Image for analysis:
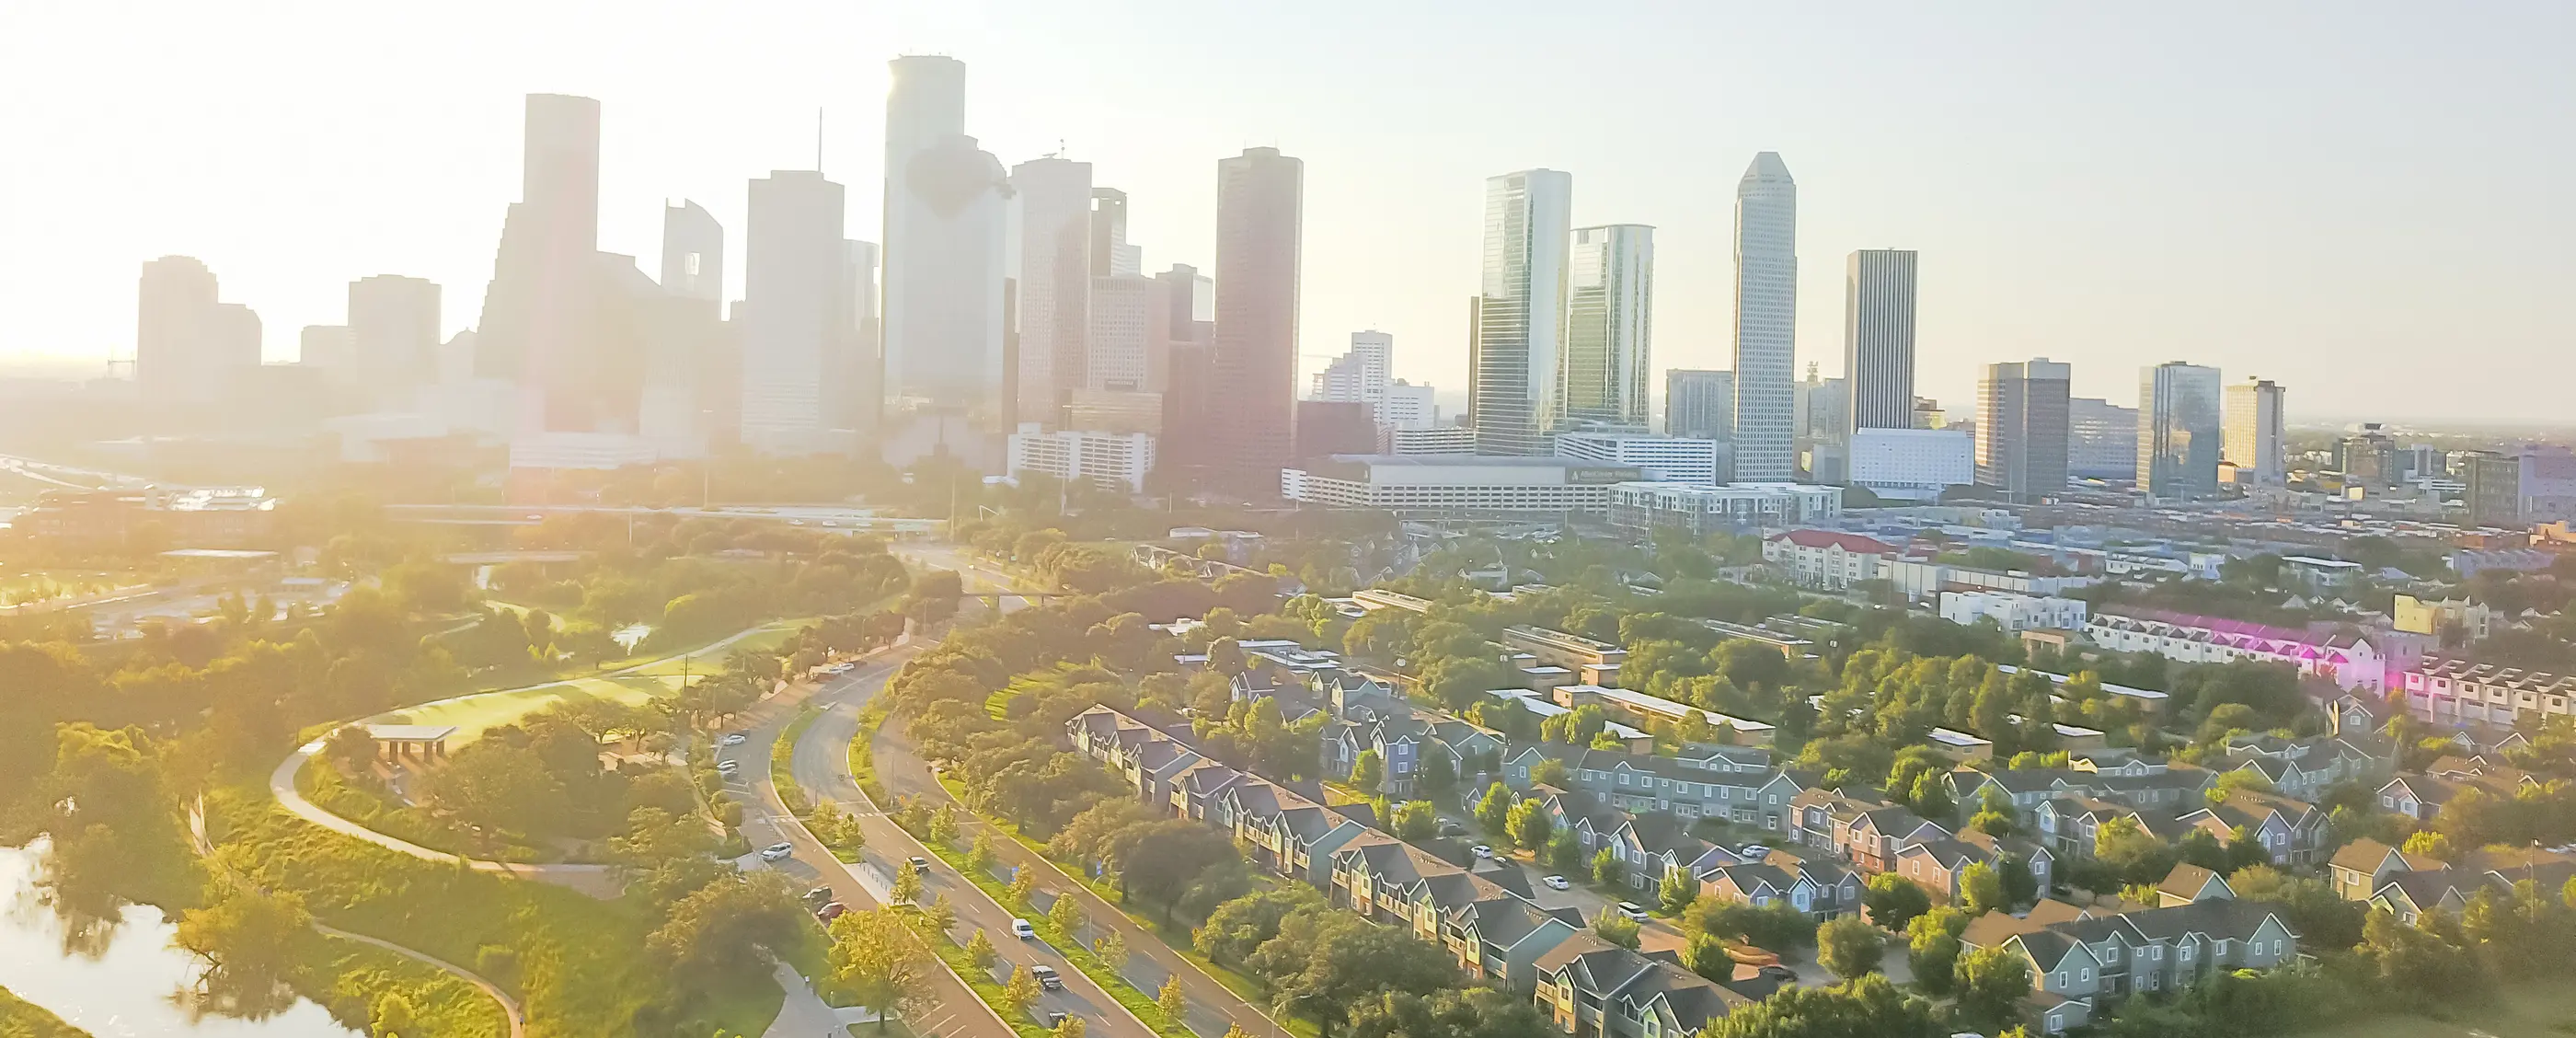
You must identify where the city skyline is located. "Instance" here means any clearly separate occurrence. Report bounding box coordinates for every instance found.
[6,5,2570,421]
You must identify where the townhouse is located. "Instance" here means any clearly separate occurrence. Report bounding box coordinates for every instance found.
[1788,788,1950,874]
[1443,895,1588,992]
[2398,655,2576,728]
[2177,790,2329,867]
[2081,608,2388,692]
[2217,731,2397,802]
[2031,796,2191,860]
[2327,837,2442,902]
[1600,812,1737,894]
[1502,744,1805,833]
[1533,932,1752,1038]
[1892,828,2057,902]
[1223,780,1375,888]
[1761,529,1903,591]
[1950,763,2215,831]
[1696,847,1860,919]
[2377,753,2545,822]
[1961,898,2302,1033]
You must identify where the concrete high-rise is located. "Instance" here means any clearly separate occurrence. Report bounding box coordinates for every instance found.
[661,200,724,306]
[740,170,852,452]
[2139,362,2225,497]
[1156,263,1217,468]
[880,56,1009,431]
[1844,249,1917,435]
[1664,369,1732,440]
[2069,397,2139,479]
[1560,225,1653,429]
[1466,168,1573,456]
[649,201,727,452]
[1012,156,1094,424]
[1209,146,1303,485]
[1312,330,1392,405]
[1090,189,1143,278]
[137,256,253,403]
[1975,358,2071,501]
[348,275,441,410]
[2224,377,2287,486]
[1731,153,1798,479]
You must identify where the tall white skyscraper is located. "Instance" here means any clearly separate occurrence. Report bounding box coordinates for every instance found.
[1012,156,1094,424]
[1843,249,1917,435]
[2139,362,2225,497]
[741,170,847,452]
[138,255,258,403]
[1467,168,1572,456]
[1560,225,1654,428]
[348,274,441,410]
[2224,377,2287,485]
[1731,153,1798,479]
[880,56,1009,431]
[1312,330,1392,404]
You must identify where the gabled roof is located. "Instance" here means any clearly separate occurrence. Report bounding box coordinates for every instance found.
[2156,862,2230,903]
[1449,895,1582,947]
[1768,529,1901,554]
[1897,838,1990,872]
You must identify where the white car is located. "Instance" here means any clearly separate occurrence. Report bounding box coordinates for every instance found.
[716,760,741,774]
[760,843,795,861]
[1470,845,1494,859]
[1011,918,1036,940]
[1543,875,1570,891]
[1617,902,1650,922]
[718,733,747,746]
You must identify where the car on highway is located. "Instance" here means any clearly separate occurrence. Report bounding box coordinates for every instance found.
[760,842,795,862]
[909,856,931,874]
[1029,964,1063,991]
[1011,918,1036,940]
[815,902,847,923]
[719,733,747,746]
[825,663,854,674]
[1470,844,1494,859]
[1544,874,1570,891]
[1046,1013,1067,1028]
[1617,901,1650,922]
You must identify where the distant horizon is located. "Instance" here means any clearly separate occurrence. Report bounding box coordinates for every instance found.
[2,3,2571,420]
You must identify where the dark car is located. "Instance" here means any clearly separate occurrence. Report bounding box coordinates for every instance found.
[816,901,848,923]
[804,885,834,905]
[910,856,931,874]
[1029,964,1063,991]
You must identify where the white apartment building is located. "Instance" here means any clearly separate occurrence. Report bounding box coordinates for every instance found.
[1554,432,1719,485]
[2398,657,2576,728]
[1313,330,1392,405]
[1606,482,1843,535]
[1006,424,1156,492]
[1889,558,2097,601]
[1848,428,1974,501]
[1280,456,1637,514]
[1388,426,1476,456]
[1939,591,2089,634]
[1762,529,1902,590]
[1380,381,1437,429]
[2083,611,2386,691]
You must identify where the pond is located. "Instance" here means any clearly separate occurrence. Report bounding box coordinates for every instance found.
[0,842,361,1038]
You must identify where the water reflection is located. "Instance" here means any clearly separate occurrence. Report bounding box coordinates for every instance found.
[0,842,360,1037]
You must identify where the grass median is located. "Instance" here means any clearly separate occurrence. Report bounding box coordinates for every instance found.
[913,829,1190,1038]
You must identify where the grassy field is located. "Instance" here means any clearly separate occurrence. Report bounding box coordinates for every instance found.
[0,985,91,1038]
[0,569,142,607]
[2323,982,2576,1038]
[293,928,512,1038]
[370,617,808,744]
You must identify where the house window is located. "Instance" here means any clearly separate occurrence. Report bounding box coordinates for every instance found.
[2081,968,2092,982]
[2053,972,2066,988]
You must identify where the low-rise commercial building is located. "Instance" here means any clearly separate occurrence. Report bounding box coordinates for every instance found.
[1554,432,1720,486]
[1849,427,1974,502]
[1280,456,1639,514]
[1503,626,1628,686]
[1006,425,1157,492]
[1940,591,2089,634]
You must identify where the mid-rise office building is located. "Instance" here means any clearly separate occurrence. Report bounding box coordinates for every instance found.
[1797,366,1848,447]
[2464,446,2576,526]
[1380,380,1437,430]
[347,275,441,410]
[1467,169,1573,456]
[1554,432,1719,486]
[1843,249,1918,435]
[1559,225,1653,428]
[1279,456,1639,514]
[1731,153,1799,479]
[2338,424,2398,488]
[2223,378,2287,486]
[1849,427,1974,502]
[1605,482,1843,535]
[1975,358,2071,501]
[1006,424,1156,492]
[1388,426,1476,456]
[1664,369,1732,440]
[1210,147,1303,485]
[2069,397,2140,479]
[2138,362,2224,497]
[880,56,1010,432]
[138,256,261,404]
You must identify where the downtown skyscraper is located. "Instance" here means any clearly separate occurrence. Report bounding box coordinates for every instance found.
[1975,358,2070,501]
[880,55,1009,430]
[2224,377,2288,486]
[1560,225,1653,429]
[1206,147,1303,483]
[1843,248,1917,435]
[1011,156,1095,425]
[137,255,260,405]
[1466,168,1572,456]
[741,169,855,453]
[1664,369,1732,440]
[1731,153,1798,479]
[2139,361,2225,497]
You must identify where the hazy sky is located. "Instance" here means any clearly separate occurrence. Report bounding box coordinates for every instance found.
[3,2,2570,421]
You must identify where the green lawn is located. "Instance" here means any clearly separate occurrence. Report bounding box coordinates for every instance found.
[2320,982,2576,1038]
[370,617,809,745]
[293,928,512,1038]
[914,826,1190,1038]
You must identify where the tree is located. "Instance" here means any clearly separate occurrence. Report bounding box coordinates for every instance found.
[965,928,997,968]
[1053,1017,1087,1038]
[1390,800,1438,842]
[1701,974,1943,1038]
[2403,829,2457,861]
[1960,861,2007,917]
[174,881,310,1010]
[1817,916,1885,980]
[2093,814,2173,884]
[1252,909,1459,1038]
[1998,855,2040,909]
[1969,786,2017,837]
[1475,783,1512,836]
[1050,890,1086,939]
[891,864,924,906]
[646,872,812,996]
[1863,873,1932,929]
[1908,771,1955,823]
[1659,868,1698,915]
[1953,945,2034,1030]
[1207,638,1247,676]
[1003,964,1042,1018]
[1007,867,1037,906]
[1199,885,1327,964]
[1591,848,1627,888]
[1158,975,1189,1022]
[1351,749,1385,791]
[1094,931,1128,970]
[1681,932,1739,981]
[1530,757,1570,789]
[1507,800,1553,853]
[1905,907,1969,998]
[928,803,960,845]
[970,831,998,874]
[1593,909,1642,950]
[425,739,567,845]
[370,992,416,1037]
